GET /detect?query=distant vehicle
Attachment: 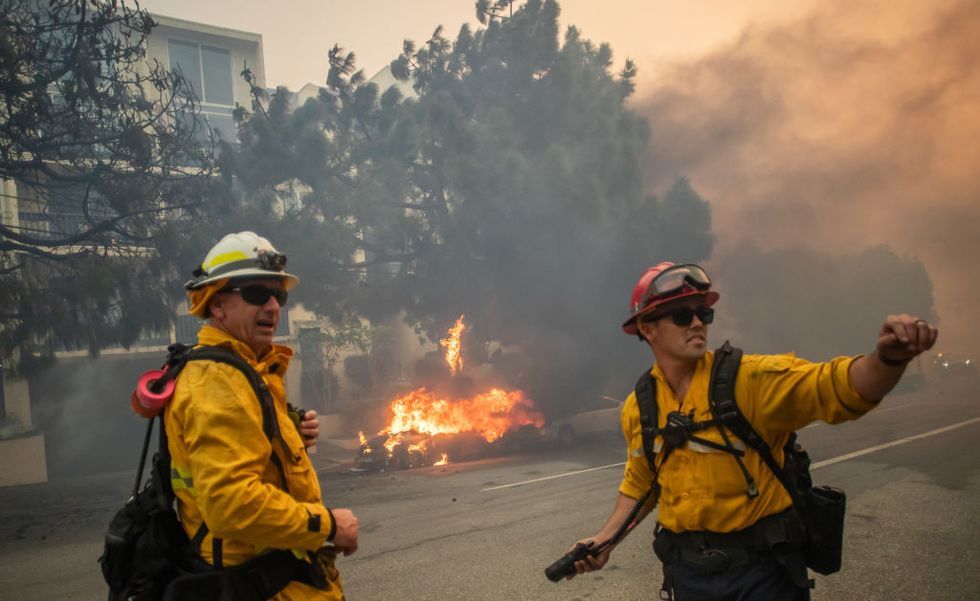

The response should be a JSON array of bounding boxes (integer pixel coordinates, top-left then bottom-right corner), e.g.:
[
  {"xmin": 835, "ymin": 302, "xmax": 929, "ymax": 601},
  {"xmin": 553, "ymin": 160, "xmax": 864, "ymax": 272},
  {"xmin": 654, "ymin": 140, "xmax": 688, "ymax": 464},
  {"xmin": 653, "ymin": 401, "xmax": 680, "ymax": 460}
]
[
  {"xmin": 544, "ymin": 396, "xmax": 623, "ymax": 444},
  {"xmin": 933, "ymin": 353, "xmax": 976, "ymax": 377}
]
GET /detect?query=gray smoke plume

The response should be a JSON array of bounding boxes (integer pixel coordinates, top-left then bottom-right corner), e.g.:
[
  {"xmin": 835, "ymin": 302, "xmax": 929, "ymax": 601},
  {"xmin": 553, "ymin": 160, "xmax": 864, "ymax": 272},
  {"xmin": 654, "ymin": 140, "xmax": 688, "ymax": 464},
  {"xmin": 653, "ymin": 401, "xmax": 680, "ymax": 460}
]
[{"xmin": 636, "ymin": 0, "xmax": 979, "ymax": 356}]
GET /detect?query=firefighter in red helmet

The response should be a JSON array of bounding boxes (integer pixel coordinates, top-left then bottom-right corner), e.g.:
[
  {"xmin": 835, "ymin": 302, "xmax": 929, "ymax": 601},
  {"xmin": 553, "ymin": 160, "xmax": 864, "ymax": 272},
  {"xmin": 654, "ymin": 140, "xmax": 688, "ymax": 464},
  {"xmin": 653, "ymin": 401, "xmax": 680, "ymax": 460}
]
[
  {"xmin": 559, "ymin": 261, "xmax": 937, "ymax": 600},
  {"xmin": 621, "ymin": 262, "xmax": 720, "ymax": 337}
]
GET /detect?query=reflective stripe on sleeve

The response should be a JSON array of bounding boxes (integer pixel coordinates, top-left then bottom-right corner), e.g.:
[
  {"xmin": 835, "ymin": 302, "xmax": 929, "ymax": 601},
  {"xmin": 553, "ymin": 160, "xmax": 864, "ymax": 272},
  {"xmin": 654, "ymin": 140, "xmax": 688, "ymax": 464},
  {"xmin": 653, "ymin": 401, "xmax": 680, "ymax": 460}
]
[{"xmin": 171, "ymin": 466, "xmax": 197, "ymax": 496}]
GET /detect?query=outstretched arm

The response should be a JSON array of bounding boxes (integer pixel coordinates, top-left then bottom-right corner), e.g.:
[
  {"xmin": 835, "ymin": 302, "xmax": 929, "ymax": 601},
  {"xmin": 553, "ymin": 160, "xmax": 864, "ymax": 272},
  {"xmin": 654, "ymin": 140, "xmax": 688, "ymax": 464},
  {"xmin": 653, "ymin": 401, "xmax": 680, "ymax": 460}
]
[{"xmin": 849, "ymin": 314, "xmax": 938, "ymax": 401}]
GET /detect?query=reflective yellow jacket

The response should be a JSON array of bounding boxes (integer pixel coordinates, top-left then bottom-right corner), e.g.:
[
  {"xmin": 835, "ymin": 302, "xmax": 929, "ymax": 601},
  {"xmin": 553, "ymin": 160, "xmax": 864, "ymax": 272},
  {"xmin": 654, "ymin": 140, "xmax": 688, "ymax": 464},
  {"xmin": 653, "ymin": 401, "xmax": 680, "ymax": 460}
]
[
  {"xmin": 619, "ymin": 351, "xmax": 878, "ymax": 534},
  {"xmin": 165, "ymin": 325, "xmax": 344, "ymax": 601}
]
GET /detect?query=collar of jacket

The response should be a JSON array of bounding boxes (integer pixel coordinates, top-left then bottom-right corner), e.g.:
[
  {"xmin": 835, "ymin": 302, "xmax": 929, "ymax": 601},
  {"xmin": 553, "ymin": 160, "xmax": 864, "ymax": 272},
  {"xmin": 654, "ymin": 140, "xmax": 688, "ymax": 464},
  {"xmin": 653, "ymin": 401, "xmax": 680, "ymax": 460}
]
[
  {"xmin": 650, "ymin": 352, "xmax": 712, "ymax": 402},
  {"xmin": 195, "ymin": 324, "xmax": 293, "ymax": 376}
]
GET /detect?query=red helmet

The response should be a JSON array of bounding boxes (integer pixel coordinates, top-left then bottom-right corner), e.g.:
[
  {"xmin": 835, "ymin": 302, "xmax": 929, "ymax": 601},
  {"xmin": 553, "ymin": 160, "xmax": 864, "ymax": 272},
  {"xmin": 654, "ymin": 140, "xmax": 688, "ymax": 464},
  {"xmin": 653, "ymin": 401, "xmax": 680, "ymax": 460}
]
[{"xmin": 622, "ymin": 262, "xmax": 720, "ymax": 335}]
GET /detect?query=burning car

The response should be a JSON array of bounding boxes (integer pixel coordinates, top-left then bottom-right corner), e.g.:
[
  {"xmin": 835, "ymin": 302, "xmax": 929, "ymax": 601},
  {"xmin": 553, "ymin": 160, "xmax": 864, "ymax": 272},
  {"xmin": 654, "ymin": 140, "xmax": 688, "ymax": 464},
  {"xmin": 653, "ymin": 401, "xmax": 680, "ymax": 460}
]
[
  {"xmin": 353, "ymin": 315, "xmax": 546, "ymax": 471},
  {"xmin": 351, "ymin": 385, "xmax": 546, "ymax": 472},
  {"xmin": 354, "ymin": 430, "xmax": 442, "ymax": 472}
]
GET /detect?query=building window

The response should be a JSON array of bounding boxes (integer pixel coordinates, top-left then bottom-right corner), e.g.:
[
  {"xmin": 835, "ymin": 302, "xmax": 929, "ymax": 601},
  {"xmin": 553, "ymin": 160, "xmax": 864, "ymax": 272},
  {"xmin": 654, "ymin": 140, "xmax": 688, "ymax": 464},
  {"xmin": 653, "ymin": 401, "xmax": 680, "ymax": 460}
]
[
  {"xmin": 17, "ymin": 182, "xmax": 115, "ymax": 241},
  {"xmin": 168, "ymin": 39, "xmax": 237, "ymax": 143}
]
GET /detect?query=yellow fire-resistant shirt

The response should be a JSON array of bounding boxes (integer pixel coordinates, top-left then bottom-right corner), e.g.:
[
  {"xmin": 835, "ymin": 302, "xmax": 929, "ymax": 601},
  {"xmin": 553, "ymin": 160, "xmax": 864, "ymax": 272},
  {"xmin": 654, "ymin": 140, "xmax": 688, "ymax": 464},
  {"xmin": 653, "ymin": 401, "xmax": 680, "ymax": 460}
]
[
  {"xmin": 619, "ymin": 350, "xmax": 878, "ymax": 534},
  {"xmin": 165, "ymin": 325, "xmax": 345, "ymax": 601}
]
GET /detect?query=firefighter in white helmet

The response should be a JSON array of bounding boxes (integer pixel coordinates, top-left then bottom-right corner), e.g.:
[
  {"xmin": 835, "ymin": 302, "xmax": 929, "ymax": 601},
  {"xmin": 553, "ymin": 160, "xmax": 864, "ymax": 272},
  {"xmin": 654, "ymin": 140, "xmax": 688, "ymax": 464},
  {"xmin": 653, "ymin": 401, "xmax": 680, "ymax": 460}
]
[{"xmin": 167, "ymin": 231, "xmax": 359, "ymax": 600}]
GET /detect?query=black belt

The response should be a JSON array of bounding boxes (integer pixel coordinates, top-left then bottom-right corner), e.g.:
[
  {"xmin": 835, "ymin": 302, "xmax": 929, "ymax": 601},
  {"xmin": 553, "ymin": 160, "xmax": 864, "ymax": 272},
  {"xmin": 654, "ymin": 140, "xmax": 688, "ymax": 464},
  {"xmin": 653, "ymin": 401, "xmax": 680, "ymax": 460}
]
[
  {"xmin": 163, "ymin": 549, "xmax": 327, "ymax": 601},
  {"xmin": 655, "ymin": 509, "xmax": 806, "ymax": 572}
]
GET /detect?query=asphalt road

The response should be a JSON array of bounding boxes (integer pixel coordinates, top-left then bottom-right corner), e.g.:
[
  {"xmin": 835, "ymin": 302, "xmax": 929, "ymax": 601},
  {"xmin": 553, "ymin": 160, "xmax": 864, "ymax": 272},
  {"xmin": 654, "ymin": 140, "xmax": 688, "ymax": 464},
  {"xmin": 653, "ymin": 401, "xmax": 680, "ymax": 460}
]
[{"xmin": 1, "ymin": 376, "xmax": 978, "ymax": 601}]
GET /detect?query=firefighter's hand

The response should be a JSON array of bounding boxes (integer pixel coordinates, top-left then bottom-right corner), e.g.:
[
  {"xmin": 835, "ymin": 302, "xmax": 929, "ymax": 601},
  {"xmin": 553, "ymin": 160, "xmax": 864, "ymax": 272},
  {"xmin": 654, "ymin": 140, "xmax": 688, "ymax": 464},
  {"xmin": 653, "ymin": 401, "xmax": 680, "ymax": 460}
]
[
  {"xmin": 300, "ymin": 410, "xmax": 319, "ymax": 448},
  {"xmin": 877, "ymin": 314, "xmax": 938, "ymax": 362},
  {"xmin": 565, "ymin": 537, "xmax": 612, "ymax": 580},
  {"xmin": 330, "ymin": 508, "xmax": 359, "ymax": 556}
]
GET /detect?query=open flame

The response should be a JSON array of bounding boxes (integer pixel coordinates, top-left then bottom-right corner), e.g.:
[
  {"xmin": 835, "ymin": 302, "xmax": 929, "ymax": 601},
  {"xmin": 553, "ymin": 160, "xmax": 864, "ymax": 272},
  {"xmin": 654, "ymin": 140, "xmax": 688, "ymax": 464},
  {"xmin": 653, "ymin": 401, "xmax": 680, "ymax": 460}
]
[
  {"xmin": 385, "ymin": 387, "xmax": 543, "ymax": 443},
  {"xmin": 364, "ymin": 313, "xmax": 543, "ymax": 469},
  {"xmin": 439, "ymin": 315, "xmax": 466, "ymax": 375}
]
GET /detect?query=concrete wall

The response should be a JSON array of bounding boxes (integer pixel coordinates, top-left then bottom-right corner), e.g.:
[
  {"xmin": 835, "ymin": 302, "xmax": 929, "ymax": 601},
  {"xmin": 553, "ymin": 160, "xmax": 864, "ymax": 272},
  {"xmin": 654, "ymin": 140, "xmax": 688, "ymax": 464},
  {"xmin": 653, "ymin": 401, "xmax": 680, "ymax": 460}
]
[
  {"xmin": 0, "ymin": 433, "xmax": 47, "ymax": 487},
  {"xmin": 1, "ymin": 357, "xmax": 48, "ymax": 487},
  {"xmin": 3, "ymin": 369, "xmax": 32, "ymax": 429}
]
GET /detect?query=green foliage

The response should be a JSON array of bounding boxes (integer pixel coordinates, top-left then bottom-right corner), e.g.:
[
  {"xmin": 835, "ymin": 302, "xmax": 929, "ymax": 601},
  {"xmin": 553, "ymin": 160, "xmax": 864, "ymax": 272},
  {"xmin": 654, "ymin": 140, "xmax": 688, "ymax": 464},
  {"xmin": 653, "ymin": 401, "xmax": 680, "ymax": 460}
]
[
  {"xmin": 384, "ymin": 0, "xmax": 714, "ymax": 407},
  {"xmin": 715, "ymin": 244, "xmax": 936, "ymax": 360},
  {"xmin": 224, "ymin": 0, "xmax": 715, "ymax": 409},
  {"xmin": 223, "ymin": 46, "xmax": 422, "ymax": 327},
  {"xmin": 0, "ymin": 0, "xmax": 219, "ymax": 361},
  {"xmin": 320, "ymin": 319, "xmax": 372, "ymax": 369}
]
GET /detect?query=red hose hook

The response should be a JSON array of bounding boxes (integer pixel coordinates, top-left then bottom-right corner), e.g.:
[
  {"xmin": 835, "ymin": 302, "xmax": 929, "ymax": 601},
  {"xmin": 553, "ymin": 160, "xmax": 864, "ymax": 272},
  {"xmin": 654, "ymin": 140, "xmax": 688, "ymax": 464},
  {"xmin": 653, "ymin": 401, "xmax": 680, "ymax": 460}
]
[{"xmin": 130, "ymin": 368, "xmax": 176, "ymax": 418}]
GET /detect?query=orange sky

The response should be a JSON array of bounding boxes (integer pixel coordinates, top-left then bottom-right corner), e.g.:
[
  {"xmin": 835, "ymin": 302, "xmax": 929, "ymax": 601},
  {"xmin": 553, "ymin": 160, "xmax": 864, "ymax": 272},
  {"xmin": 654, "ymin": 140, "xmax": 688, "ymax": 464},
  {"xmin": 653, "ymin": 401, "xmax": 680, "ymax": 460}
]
[{"xmin": 138, "ymin": 0, "xmax": 818, "ymax": 90}]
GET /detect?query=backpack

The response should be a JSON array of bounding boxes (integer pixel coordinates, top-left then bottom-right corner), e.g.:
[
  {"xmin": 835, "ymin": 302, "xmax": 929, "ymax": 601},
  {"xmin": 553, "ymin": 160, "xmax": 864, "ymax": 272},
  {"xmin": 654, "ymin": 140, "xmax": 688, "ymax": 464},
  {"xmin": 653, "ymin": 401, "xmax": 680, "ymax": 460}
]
[
  {"xmin": 635, "ymin": 341, "xmax": 846, "ymax": 575},
  {"xmin": 99, "ymin": 344, "xmax": 324, "ymax": 601}
]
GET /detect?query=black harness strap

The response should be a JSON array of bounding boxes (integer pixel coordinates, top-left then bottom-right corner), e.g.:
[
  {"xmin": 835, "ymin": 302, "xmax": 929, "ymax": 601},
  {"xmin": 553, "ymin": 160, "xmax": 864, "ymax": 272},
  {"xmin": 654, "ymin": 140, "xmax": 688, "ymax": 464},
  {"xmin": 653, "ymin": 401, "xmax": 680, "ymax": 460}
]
[
  {"xmin": 574, "ymin": 372, "xmax": 670, "ymax": 557},
  {"xmin": 633, "ymin": 372, "xmax": 680, "ymax": 601},
  {"xmin": 632, "ymin": 345, "xmax": 789, "ymax": 518},
  {"xmin": 709, "ymin": 342, "xmax": 802, "ymax": 502},
  {"xmin": 162, "ymin": 548, "xmax": 326, "ymax": 601},
  {"xmin": 633, "ymin": 371, "xmax": 682, "ymax": 511},
  {"xmin": 640, "ymin": 342, "xmax": 816, "ymax": 593},
  {"xmin": 635, "ymin": 371, "xmax": 659, "ymax": 474},
  {"xmin": 211, "ymin": 539, "xmax": 223, "ymax": 569},
  {"xmin": 180, "ymin": 347, "xmax": 294, "ymax": 493},
  {"xmin": 190, "ymin": 523, "xmax": 209, "ymax": 552},
  {"xmin": 635, "ymin": 364, "xmax": 748, "ymax": 477},
  {"xmin": 157, "ymin": 344, "xmax": 292, "ymax": 574},
  {"xmin": 707, "ymin": 342, "xmax": 759, "ymax": 497},
  {"xmin": 176, "ymin": 346, "xmax": 290, "ymax": 487},
  {"xmin": 709, "ymin": 343, "xmax": 817, "ymax": 589},
  {"xmin": 114, "ymin": 343, "xmax": 321, "ymax": 601}
]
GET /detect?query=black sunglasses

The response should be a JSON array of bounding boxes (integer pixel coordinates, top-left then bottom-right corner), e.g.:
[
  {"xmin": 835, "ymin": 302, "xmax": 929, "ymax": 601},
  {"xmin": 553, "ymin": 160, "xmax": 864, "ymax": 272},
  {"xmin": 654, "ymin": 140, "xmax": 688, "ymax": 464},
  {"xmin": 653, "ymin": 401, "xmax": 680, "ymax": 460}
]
[
  {"xmin": 222, "ymin": 285, "xmax": 288, "ymax": 307},
  {"xmin": 653, "ymin": 306, "xmax": 714, "ymax": 327}
]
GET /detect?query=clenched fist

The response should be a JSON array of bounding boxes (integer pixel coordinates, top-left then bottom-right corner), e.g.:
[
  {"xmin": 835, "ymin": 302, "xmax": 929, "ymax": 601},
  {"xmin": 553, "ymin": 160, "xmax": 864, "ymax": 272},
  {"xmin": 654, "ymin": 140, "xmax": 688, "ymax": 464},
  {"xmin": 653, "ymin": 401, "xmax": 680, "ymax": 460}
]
[{"xmin": 877, "ymin": 314, "xmax": 938, "ymax": 364}]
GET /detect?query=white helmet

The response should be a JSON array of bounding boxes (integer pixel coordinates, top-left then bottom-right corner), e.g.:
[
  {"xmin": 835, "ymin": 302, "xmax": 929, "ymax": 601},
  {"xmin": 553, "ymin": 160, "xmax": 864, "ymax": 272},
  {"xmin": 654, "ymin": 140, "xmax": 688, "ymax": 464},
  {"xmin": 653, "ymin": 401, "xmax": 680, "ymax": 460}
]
[{"xmin": 184, "ymin": 231, "xmax": 299, "ymax": 290}]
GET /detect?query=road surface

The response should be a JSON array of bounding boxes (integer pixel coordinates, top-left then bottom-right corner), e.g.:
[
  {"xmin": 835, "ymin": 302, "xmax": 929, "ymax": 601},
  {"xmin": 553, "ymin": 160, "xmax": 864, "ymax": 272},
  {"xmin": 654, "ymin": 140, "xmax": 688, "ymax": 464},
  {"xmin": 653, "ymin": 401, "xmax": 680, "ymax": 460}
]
[{"xmin": 1, "ymin": 377, "xmax": 977, "ymax": 600}]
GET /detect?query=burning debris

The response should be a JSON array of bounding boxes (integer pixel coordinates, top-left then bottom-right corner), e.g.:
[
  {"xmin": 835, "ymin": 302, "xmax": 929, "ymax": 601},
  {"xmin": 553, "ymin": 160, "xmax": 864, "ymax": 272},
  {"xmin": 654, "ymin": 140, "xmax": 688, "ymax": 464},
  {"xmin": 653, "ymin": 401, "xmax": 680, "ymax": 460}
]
[{"xmin": 355, "ymin": 315, "xmax": 544, "ymax": 471}]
